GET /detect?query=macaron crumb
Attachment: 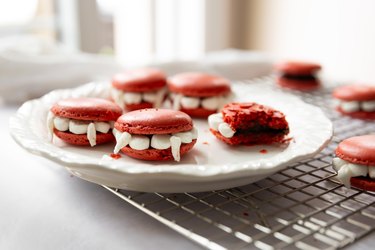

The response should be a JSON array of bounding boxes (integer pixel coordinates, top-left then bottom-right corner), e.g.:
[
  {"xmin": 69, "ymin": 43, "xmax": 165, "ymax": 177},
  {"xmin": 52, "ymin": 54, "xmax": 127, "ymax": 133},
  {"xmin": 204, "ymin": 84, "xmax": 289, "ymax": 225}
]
[
  {"xmin": 259, "ymin": 149, "xmax": 268, "ymax": 154},
  {"xmin": 202, "ymin": 141, "xmax": 209, "ymax": 145},
  {"xmin": 110, "ymin": 153, "xmax": 122, "ymax": 160}
]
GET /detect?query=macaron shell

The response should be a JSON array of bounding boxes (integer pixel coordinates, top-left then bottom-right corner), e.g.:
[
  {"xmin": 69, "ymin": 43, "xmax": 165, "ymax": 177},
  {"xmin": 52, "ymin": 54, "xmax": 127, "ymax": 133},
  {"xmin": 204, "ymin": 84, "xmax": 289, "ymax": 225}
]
[
  {"xmin": 51, "ymin": 98, "xmax": 122, "ymax": 121},
  {"xmin": 112, "ymin": 68, "xmax": 166, "ymax": 92},
  {"xmin": 54, "ymin": 129, "xmax": 115, "ymax": 146},
  {"xmin": 121, "ymin": 140, "xmax": 196, "ymax": 161},
  {"xmin": 333, "ymin": 84, "xmax": 375, "ymax": 101},
  {"xmin": 336, "ymin": 107, "xmax": 375, "ymax": 120},
  {"xmin": 222, "ymin": 102, "xmax": 289, "ymax": 131},
  {"xmin": 125, "ymin": 102, "xmax": 154, "ymax": 111},
  {"xmin": 277, "ymin": 76, "xmax": 320, "ymax": 91},
  {"xmin": 180, "ymin": 107, "xmax": 217, "ymax": 118},
  {"xmin": 168, "ymin": 72, "xmax": 231, "ymax": 97},
  {"xmin": 210, "ymin": 129, "xmax": 288, "ymax": 146},
  {"xmin": 115, "ymin": 108, "xmax": 193, "ymax": 134},
  {"xmin": 350, "ymin": 177, "xmax": 375, "ymax": 192},
  {"xmin": 335, "ymin": 135, "xmax": 375, "ymax": 165},
  {"xmin": 275, "ymin": 61, "xmax": 321, "ymax": 75}
]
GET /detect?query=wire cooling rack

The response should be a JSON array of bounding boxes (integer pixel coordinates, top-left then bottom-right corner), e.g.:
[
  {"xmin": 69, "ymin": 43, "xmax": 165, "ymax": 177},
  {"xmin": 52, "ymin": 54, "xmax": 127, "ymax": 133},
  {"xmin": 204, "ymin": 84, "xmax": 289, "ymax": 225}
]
[{"xmin": 103, "ymin": 77, "xmax": 375, "ymax": 250}]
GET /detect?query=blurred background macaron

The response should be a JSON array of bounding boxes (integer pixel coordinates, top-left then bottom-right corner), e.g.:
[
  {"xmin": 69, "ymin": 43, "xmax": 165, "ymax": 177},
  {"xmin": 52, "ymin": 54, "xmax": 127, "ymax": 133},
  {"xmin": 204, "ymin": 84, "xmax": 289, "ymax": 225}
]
[
  {"xmin": 111, "ymin": 68, "xmax": 167, "ymax": 111},
  {"xmin": 168, "ymin": 72, "xmax": 232, "ymax": 118},
  {"xmin": 333, "ymin": 84, "xmax": 375, "ymax": 119},
  {"xmin": 275, "ymin": 61, "xmax": 322, "ymax": 91}
]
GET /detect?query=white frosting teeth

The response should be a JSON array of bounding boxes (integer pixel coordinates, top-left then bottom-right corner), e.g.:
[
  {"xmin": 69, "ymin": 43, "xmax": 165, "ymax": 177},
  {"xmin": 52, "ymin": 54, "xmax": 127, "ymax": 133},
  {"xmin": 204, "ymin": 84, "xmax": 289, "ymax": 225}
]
[
  {"xmin": 142, "ymin": 92, "xmax": 157, "ymax": 103},
  {"xmin": 332, "ymin": 157, "xmax": 374, "ymax": 188},
  {"xmin": 87, "ymin": 123, "xmax": 96, "ymax": 147},
  {"xmin": 170, "ymin": 136, "xmax": 182, "ymax": 162},
  {"xmin": 208, "ymin": 113, "xmax": 223, "ymax": 131},
  {"xmin": 181, "ymin": 96, "xmax": 200, "ymax": 109},
  {"xmin": 123, "ymin": 92, "xmax": 142, "ymax": 105},
  {"xmin": 208, "ymin": 112, "xmax": 236, "ymax": 138},
  {"xmin": 69, "ymin": 120, "xmax": 89, "ymax": 134},
  {"xmin": 48, "ymin": 114, "xmax": 113, "ymax": 146},
  {"xmin": 173, "ymin": 131, "xmax": 193, "ymax": 143},
  {"xmin": 95, "ymin": 122, "xmax": 110, "ymax": 134},
  {"xmin": 332, "ymin": 157, "xmax": 346, "ymax": 171},
  {"xmin": 218, "ymin": 123, "xmax": 236, "ymax": 138},
  {"xmin": 113, "ymin": 130, "xmax": 131, "ymax": 153},
  {"xmin": 201, "ymin": 96, "xmax": 219, "ymax": 110},
  {"xmin": 171, "ymin": 93, "xmax": 231, "ymax": 111},
  {"xmin": 191, "ymin": 127, "xmax": 198, "ymax": 139},
  {"xmin": 129, "ymin": 135, "xmax": 150, "ymax": 150},
  {"xmin": 112, "ymin": 88, "xmax": 167, "ymax": 108},
  {"xmin": 337, "ymin": 99, "xmax": 375, "ymax": 113},
  {"xmin": 151, "ymin": 134, "xmax": 171, "ymax": 149},
  {"xmin": 53, "ymin": 116, "xmax": 69, "ymax": 131},
  {"xmin": 173, "ymin": 94, "xmax": 182, "ymax": 110},
  {"xmin": 361, "ymin": 100, "xmax": 375, "ymax": 112},
  {"xmin": 341, "ymin": 101, "xmax": 360, "ymax": 113},
  {"xmin": 113, "ymin": 127, "xmax": 197, "ymax": 161},
  {"xmin": 337, "ymin": 165, "xmax": 352, "ymax": 188},
  {"xmin": 369, "ymin": 167, "xmax": 375, "ymax": 178}
]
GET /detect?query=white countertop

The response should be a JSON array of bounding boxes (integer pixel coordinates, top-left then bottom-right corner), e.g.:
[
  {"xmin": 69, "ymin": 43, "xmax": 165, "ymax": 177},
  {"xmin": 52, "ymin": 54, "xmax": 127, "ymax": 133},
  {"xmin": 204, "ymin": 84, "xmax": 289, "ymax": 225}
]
[{"xmin": 1, "ymin": 105, "xmax": 374, "ymax": 249}]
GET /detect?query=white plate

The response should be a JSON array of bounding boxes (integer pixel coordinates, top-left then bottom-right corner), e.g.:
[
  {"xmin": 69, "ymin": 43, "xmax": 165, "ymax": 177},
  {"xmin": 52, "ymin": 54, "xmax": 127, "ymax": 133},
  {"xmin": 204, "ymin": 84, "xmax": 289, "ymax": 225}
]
[{"xmin": 9, "ymin": 81, "xmax": 333, "ymax": 192}]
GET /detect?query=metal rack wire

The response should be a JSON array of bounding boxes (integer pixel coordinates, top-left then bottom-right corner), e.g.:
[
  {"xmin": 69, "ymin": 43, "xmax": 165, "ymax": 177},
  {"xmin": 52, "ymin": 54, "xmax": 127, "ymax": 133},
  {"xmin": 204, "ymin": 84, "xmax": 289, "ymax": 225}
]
[{"xmin": 103, "ymin": 78, "xmax": 375, "ymax": 250}]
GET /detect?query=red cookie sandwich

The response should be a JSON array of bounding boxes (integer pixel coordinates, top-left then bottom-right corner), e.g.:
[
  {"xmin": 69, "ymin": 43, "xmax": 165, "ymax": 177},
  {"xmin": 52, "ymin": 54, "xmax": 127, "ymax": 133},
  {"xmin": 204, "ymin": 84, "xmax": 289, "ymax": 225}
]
[
  {"xmin": 208, "ymin": 102, "xmax": 289, "ymax": 145},
  {"xmin": 111, "ymin": 68, "xmax": 167, "ymax": 111},
  {"xmin": 333, "ymin": 135, "xmax": 375, "ymax": 191},
  {"xmin": 113, "ymin": 109, "xmax": 197, "ymax": 161},
  {"xmin": 275, "ymin": 61, "xmax": 321, "ymax": 91},
  {"xmin": 333, "ymin": 84, "xmax": 375, "ymax": 119},
  {"xmin": 168, "ymin": 72, "xmax": 232, "ymax": 118},
  {"xmin": 47, "ymin": 98, "xmax": 122, "ymax": 146}
]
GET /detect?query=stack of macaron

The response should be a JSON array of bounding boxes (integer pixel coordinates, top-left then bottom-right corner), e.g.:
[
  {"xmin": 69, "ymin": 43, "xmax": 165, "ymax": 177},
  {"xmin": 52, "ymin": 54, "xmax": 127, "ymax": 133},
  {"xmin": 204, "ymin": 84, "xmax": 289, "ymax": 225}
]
[
  {"xmin": 333, "ymin": 84, "xmax": 375, "ymax": 119},
  {"xmin": 275, "ymin": 61, "xmax": 322, "ymax": 91}
]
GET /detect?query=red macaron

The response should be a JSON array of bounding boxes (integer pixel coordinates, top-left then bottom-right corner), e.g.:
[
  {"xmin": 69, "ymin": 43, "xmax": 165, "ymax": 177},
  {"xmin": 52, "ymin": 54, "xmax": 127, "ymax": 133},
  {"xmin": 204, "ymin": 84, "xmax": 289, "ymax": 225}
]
[
  {"xmin": 168, "ymin": 72, "xmax": 232, "ymax": 118},
  {"xmin": 275, "ymin": 61, "xmax": 322, "ymax": 91},
  {"xmin": 113, "ymin": 109, "xmax": 197, "ymax": 161},
  {"xmin": 208, "ymin": 102, "xmax": 289, "ymax": 146},
  {"xmin": 111, "ymin": 68, "xmax": 167, "ymax": 111},
  {"xmin": 48, "ymin": 98, "xmax": 122, "ymax": 146},
  {"xmin": 333, "ymin": 135, "xmax": 375, "ymax": 191},
  {"xmin": 333, "ymin": 84, "xmax": 375, "ymax": 119}
]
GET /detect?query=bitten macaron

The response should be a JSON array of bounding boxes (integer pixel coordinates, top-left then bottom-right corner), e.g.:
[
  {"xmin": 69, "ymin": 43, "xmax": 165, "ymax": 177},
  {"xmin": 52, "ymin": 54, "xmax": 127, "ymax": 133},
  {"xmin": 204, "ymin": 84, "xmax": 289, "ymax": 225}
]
[
  {"xmin": 333, "ymin": 84, "xmax": 375, "ymax": 119},
  {"xmin": 275, "ymin": 61, "xmax": 322, "ymax": 91},
  {"xmin": 111, "ymin": 68, "xmax": 167, "ymax": 111},
  {"xmin": 113, "ymin": 109, "xmax": 197, "ymax": 161},
  {"xmin": 47, "ymin": 97, "xmax": 122, "ymax": 146},
  {"xmin": 333, "ymin": 135, "xmax": 375, "ymax": 191},
  {"xmin": 168, "ymin": 72, "xmax": 232, "ymax": 118},
  {"xmin": 208, "ymin": 102, "xmax": 289, "ymax": 146}
]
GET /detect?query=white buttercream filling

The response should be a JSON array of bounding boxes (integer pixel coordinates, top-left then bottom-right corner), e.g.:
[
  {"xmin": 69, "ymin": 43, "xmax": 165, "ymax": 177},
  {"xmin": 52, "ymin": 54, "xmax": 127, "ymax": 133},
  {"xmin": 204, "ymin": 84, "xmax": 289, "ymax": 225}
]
[
  {"xmin": 112, "ymin": 127, "xmax": 198, "ymax": 161},
  {"xmin": 332, "ymin": 157, "xmax": 375, "ymax": 188},
  {"xmin": 111, "ymin": 88, "xmax": 166, "ymax": 108},
  {"xmin": 337, "ymin": 100, "xmax": 375, "ymax": 113},
  {"xmin": 208, "ymin": 113, "xmax": 236, "ymax": 138},
  {"xmin": 47, "ymin": 112, "xmax": 114, "ymax": 147},
  {"xmin": 170, "ymin": 93, "xmax": 231, "ymax": 111}
]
